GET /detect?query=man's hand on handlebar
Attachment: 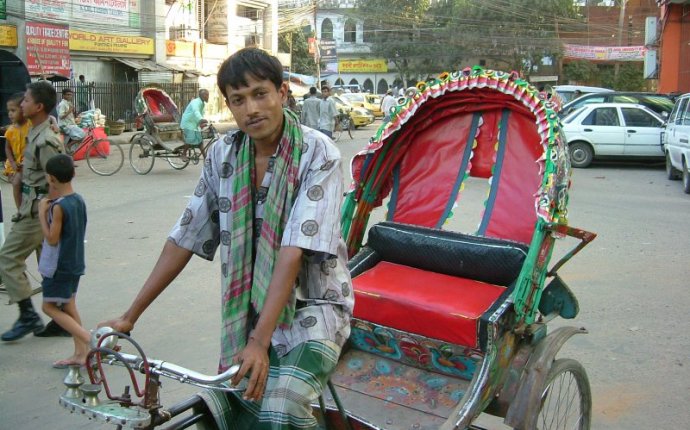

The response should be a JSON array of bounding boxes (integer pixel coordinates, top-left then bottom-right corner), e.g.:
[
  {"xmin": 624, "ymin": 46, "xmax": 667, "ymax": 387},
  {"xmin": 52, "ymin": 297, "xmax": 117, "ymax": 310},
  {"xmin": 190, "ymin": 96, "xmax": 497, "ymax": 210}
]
[
  {"xmin": 232, "ymin": 337, "xmax": 270, "ymax": 402},
  {"xmin": 98, "ymin": 317, "xmax": 134, "ymax": 336}
]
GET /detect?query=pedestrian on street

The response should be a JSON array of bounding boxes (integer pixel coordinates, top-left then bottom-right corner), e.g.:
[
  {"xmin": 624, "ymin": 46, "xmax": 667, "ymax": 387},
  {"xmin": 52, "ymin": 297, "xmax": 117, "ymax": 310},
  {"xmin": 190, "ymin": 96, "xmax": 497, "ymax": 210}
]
[
  {"xmin": 0, "ymin": 81, "xmax": 64, "ymax": 342},
  {"xmin": 100, "ymin": 48, "xmax": 353, "ymax": 429},
  {"xmin": 180, "ymin": 89, "xmax": 210, "ymax": 147},
  {"xmin": 318, "ymin": 86, "xmax": 338, "ymax": 139},
  {"xmin": 300, "ymin": 86, "xmax": 320, "ymax": 129},
  {"xmin": 37, "ymin": 154, "xmax": 89, "ymax": 368},
  {"xmin": 75, "ymin": 75, "xmax": 89, "ymax": 114},
  {"xmin": 381, "ymin": 89, "xmax": 396, "ymax": 122}
]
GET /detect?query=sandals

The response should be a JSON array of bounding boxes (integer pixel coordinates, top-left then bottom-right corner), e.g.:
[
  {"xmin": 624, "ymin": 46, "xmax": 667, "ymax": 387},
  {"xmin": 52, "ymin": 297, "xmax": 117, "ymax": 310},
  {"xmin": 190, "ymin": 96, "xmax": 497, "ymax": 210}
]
[{"xmin": 52, "ymin": 358, "xmax": 84, "ymax": 369}]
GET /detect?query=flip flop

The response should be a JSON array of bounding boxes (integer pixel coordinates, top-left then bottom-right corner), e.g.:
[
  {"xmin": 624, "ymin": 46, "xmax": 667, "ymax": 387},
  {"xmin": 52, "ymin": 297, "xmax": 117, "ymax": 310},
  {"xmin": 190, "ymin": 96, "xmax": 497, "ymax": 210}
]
[{"xmin": 52, "ymin": 359, "xmax": 83, "ymax": 369}]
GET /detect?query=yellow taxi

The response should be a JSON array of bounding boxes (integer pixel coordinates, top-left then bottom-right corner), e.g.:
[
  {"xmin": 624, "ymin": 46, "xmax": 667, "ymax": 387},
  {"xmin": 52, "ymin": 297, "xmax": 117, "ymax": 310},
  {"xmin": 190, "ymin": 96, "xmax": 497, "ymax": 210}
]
[
  {"xmin": 333, "ymin": 95, "xmax": 375, "ymax": 128},
  {"xmin": 340, "ymin": 93, "xmax": 383, "ymax": 118}
]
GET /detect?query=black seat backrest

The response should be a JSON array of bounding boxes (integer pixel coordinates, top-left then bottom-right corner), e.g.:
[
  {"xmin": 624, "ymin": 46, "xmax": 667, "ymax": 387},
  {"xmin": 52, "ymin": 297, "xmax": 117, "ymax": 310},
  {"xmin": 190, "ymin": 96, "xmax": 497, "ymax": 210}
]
[{"xmin": 364, "ymin": 222, "xmax": 529, "ymax": 287}]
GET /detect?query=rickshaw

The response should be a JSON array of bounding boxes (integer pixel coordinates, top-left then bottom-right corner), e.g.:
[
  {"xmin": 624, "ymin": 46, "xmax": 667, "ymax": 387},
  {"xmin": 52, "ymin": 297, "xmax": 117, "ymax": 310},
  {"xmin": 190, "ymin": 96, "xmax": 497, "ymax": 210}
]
[
  {"xmin": 129, "ymin": 87, "xmax": 218, "ymax": 175},
  {"xmin": 59, "ymin": 67, "xmax": 596, "ymax": 430}
]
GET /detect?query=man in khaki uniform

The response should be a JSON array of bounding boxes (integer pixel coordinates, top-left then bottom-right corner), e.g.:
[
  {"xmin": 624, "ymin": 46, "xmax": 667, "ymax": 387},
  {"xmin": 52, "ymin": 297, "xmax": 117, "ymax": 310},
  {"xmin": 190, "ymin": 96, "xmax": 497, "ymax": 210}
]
[{"xmin": 1, "ymin": 81, "xmax": 63, "ymax": 342}]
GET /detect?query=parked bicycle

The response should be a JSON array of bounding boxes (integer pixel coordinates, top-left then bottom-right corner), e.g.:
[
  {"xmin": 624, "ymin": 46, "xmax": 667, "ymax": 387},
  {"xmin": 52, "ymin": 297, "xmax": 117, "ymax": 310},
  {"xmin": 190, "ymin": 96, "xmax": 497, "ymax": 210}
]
[
  {"xmin": 333, "ymin": 111, "xmax": 353, "ymax": 142},
  {"xmin": 63, "ymin": 126, "xmax": 124, "ymax": 176}
]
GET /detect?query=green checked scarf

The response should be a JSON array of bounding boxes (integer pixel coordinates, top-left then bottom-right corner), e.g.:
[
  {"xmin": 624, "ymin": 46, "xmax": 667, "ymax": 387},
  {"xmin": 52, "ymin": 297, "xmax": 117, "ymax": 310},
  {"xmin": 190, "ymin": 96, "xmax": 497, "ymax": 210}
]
[{"xmin": 222, "ymin": 109, "xmax": 303, "ymax": 370}]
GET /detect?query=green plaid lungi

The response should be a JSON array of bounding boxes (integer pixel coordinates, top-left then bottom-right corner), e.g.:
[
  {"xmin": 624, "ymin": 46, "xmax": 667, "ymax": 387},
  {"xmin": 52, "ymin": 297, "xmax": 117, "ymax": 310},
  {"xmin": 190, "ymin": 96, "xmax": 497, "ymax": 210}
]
[{"xmin": 196, "ymin": 340, "xmax": 341, "ymax": 430}]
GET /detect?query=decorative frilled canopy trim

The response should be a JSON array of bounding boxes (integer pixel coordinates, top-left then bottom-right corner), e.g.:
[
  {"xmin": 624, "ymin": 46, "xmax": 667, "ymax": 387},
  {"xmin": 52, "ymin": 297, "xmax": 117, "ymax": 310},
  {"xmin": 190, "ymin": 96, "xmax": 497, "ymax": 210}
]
[{"xmin": 349, "ymin": 66, "xmax": 570, "ymax": 226}]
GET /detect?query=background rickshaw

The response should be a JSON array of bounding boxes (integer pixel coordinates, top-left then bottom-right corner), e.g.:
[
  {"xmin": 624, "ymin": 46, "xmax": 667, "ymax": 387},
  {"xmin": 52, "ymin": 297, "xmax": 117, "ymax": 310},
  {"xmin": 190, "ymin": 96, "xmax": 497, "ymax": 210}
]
[
  {"xmin": 59, "ymin": 67, "xmax": 595, "ymax": 430},
  {"xmin": 129, "ymin": 87, "xmax": 218, "ymax": 175}
]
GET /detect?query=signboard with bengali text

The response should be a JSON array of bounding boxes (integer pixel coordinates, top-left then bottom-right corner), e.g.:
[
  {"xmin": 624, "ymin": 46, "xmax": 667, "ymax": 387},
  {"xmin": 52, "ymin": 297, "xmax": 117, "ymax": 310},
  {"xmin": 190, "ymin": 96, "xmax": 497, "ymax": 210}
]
[
  {"xmin": 166, "ymin": 40, "xmax": 195, "ymax": 57},
  {"xmin": 75, "ymin": 0, "xmax": 129, "ymax": 25},
  {"xmin": 70, "ymin": 29, "xmax": 154, "ymax": 55},
  {"xmin": 319, "ymin": 39, "xmax": 337, "ymax": 63},
  {"xmin": 0, "ymin": 24, "xmax": 17, "ymax": 47},
  {"xmin": 338, "ymin": 59, "xmax": 388, "ymax": 73},
  {"xmin": 25, "ymin": 21, "xmax": 71, "ymax": 76},
  {"xmin": 563, "ymin": 44, "xmax": 645, "ymax": 62},
  {"xmin": 26, "ymin": 0, "xmax": 70, "ymax": 20}
]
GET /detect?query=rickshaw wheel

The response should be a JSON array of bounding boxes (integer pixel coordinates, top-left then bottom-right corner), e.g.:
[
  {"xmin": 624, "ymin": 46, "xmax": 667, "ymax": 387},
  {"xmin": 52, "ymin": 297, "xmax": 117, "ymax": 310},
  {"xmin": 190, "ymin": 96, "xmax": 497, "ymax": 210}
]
[
  {"xmin": 531, "ymin": 358, "xmax": 591, "ymax": 430},
  {"xmin": 87, "ymin": 139, "xmax": 124, "ymax": 176},
  {"xmin": 129, "ymin": 136, "xmax": 155, "ymax": 175},
  {"xmin": 167, "ymin": 151, "xmax": 190, "ymax": 170}
]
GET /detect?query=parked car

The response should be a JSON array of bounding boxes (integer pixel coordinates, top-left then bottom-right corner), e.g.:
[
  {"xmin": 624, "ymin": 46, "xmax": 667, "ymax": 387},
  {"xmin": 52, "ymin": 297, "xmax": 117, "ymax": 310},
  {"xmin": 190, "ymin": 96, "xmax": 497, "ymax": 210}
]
[
  {"xmin": 553, "ymin": 85, "xmax": 613, "ymax": 103},
  {"xmin": 662, "ymin": 92, "xmax": 690, "ymax": 193},
  {"xmin": 332, "ymin": 84, "xmax": 362, "ymax": 94},
  {"xmin": 560, "ymin": 92, "xmax": 676, "ymax": 119},
  {"xmin": 340, "ymin": 93, "xmax": 383, "ymax": 118},
  {"xmin": 332, "ymin": 95, "xmax": 375, "ymax": 128},
  {"xmin": 561, "ymin": 103, "xmax": 665, "ymax": 168}
]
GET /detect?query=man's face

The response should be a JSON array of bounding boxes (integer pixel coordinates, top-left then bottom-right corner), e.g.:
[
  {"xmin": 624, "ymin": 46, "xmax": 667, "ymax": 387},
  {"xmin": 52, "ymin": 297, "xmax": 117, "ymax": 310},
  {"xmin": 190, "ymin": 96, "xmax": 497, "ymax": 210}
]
[
  {"xmin": 21, "ymin": 90, "xmax": 42, "ymax": 119},
  {"xmin": 321, "ymin": 88, "xmax": 330, "ymax": 99},
  {"xmin": 200, "ymin": 91, "xmax": 209, "ymax": 102},
  {"xmin": 224, "ymin": 75, "xmax": 287, "ymax": 145},
  {"xmin": 63, "ymin": 91, "xmax": 73, "ymax": 101}
]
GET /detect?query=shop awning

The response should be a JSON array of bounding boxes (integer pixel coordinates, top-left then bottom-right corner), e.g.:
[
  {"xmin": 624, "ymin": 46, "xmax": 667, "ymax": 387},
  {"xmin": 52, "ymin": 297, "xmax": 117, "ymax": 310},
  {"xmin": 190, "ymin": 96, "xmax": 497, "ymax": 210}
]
[
  {"xmin": 164, "ymin": 63, "xmax": 210, "ymax": 77},
  {"xmin": 110, "ymin": 58, "xmax": 170, "ymax": 72}
]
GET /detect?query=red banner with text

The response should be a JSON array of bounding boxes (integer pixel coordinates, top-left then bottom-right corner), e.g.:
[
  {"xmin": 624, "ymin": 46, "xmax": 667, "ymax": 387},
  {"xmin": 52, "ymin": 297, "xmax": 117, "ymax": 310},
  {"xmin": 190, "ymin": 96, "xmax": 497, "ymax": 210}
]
[{"xmin": 26, "ymin": 21, "xmax": 71, "ymax": 76}]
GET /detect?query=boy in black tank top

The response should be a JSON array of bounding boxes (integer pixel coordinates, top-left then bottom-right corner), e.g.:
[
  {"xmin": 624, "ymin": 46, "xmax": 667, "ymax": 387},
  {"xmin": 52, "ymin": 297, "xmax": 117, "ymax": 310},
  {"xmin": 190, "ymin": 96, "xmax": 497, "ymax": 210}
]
[{"xmin": 37, "ymin": 154, "xmax": 89, "ymax": 368}]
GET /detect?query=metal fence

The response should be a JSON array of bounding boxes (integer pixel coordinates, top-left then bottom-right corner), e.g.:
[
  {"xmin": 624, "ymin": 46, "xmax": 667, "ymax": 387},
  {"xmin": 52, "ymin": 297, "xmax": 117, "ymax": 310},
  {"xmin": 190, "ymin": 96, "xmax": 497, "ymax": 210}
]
[{"xmin": 52, "ymin": 81, "xmax": 200, "ymax": 130}]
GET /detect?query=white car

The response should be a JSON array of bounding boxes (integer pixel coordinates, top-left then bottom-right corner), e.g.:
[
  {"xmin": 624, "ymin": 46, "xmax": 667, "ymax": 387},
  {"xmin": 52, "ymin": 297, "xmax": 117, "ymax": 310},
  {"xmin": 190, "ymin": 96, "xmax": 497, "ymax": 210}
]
[
  {"xmin": 561, "ymin": 103, "xmax": 665, "ymax": 168},
  {"xmin": 663, "ymin": 92, "xmax": 690, "ymax": 193},
  {"xmin": 553, "ymin": 85, "xmax": 613, "ymax": 103}
]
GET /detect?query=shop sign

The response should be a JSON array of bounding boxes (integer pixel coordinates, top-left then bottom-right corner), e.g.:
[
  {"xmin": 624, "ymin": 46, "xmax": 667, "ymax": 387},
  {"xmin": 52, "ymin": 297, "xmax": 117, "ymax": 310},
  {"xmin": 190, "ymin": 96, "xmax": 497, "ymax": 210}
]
[
  {"xmin": 0, "ymin": 24, "xmax": 17, "ymax": 47},
  {"xmin": 70, "ymin": 29, "xmax": 154, "ymax": 55},
  {"xmin": 166, "ymin": 40, "xmax": 195, "ymax": 57},
  {"xmin": 318, "ymin": 39, "xmax": 337, "ymax": 63},
  {"xmin": 0, "ymin": 0, "xmax": 6, "ymax": 20},
  {"xmin": 26, "ymin": 0, "xmax": 70, "ymax": 20},
  {"xmin": 129, "ymin": 0, "xmax": 140, "ymax": 28},
  {"xmin": 25, "ymin": 21, "xmax": 71, "ymax": 76},
  {"xmin": 338, "ymin": 59, "xmax": 388, "ymax": 73},
  {"xmin": 75, "ymin": 0, "xmax": 129, "ymax": 25},
  {"xmin": 563, "ymin": 44, "xmax": 645, "ymax": 62}
]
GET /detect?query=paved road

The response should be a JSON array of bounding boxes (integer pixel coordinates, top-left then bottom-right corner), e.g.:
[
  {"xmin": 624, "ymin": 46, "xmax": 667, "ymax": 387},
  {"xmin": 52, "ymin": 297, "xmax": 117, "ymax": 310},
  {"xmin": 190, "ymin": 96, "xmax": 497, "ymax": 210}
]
[{"xmin": 0, "ymin": 122, "xmax": 689, "ymax": 429}]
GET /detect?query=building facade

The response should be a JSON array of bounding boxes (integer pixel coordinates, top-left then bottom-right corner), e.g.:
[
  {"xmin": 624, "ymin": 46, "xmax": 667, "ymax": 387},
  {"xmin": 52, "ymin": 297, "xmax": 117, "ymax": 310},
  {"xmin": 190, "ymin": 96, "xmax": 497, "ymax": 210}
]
[
  {"xmin": 0, "ymin": 0, "xmax": 278, "ymax": 84},
  {"xmin": 657, "ymin": 0, "xmax": 690, "ymax": 93}
]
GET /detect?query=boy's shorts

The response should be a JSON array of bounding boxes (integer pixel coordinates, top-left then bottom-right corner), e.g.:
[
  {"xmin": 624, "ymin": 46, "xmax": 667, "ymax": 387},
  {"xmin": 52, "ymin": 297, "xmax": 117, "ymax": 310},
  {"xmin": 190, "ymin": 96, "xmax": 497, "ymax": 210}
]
[{"xmin": 42, "ymin": 275, "xmax": 81, "ymax": 304}]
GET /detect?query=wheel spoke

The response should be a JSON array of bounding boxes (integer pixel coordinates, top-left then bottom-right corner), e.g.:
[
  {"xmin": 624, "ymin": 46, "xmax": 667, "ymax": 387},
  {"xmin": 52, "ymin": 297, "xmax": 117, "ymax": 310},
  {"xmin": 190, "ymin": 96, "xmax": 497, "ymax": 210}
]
[{"xmin": 537, "ymin": 359, "xmax": 590, "ymax": 430}]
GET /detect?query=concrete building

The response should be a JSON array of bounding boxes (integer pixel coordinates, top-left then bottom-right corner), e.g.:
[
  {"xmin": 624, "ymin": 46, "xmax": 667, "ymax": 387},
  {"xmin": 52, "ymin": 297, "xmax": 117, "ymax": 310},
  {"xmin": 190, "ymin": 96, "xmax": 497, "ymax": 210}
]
[
  {"xmin": 656, "ymin": 0, "xmax": 690, "ymax": 93},
  {"xmin": 279, "ymin": 0, "xmax": 397, "ymax": 94},
  {"xmin": 0, "ymin": 0, "xmax": 279, "ymax": 84}
]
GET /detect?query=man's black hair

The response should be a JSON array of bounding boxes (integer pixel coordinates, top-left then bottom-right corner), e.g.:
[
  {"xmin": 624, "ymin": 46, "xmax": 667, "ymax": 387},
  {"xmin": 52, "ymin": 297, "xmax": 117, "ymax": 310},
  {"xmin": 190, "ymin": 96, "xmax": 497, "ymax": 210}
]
[
  {"xmin": 79, "ymin": 75, "xmax": 85, "ymax": 80},
  {"xmin": 7, "ymin": 92, "xmax": 24, "ymax": 106},
  {"xmin": 62, "ymin": 88, "xmax": 73, "ymax": 95},
  {"xmin": 217, "ymin": 48, "xmax": 283, "ymax": 98},
  {"xmin": 46, "ymin": 154, "xmax": 75, "ymax": 183},
  {"xmin": 309, "ymin": 87, "xmax": 317, "ymax": 95},
  {"xmin": 26, "ymin": 81, "xmax": 57, "ymax": 114}
]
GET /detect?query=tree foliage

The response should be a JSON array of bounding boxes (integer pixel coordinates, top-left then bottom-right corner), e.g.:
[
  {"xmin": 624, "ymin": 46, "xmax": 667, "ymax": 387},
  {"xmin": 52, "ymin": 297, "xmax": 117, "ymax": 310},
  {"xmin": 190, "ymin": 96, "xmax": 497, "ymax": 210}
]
[
  {"xmin": 279, "ymin": 28, "xmax": 317, "ymax": 76},
  {"xmin": 354, "ymin": 0, "xmax": 580, "ymax": 83}
]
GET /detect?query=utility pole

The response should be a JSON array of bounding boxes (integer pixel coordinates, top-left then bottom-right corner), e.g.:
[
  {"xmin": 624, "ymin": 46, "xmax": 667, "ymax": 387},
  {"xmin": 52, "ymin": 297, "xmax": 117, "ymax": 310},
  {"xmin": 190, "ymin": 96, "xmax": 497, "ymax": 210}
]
[
  {"xmin": 614, "ymin": 0, "xmax": 627, "ymax": 83},
  {"xmin": 314, "ymin": 0, "xmax": 321, "ymax": 89}
]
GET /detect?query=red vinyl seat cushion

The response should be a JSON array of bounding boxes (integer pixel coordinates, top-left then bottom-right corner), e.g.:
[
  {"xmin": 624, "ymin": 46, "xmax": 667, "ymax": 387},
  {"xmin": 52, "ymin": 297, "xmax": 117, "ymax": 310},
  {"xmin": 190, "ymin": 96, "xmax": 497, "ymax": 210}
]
[{"xmin": 353, "ymin": 261, "xmax": 506, "ymax": 348}]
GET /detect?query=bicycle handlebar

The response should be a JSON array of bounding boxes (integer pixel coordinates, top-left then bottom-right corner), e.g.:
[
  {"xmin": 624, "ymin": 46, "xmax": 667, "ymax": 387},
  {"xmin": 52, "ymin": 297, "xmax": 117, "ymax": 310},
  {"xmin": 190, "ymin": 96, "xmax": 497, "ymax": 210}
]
[{"xmin": 106, "ymin": 351, "xmax": 241, "ymax": 387}]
